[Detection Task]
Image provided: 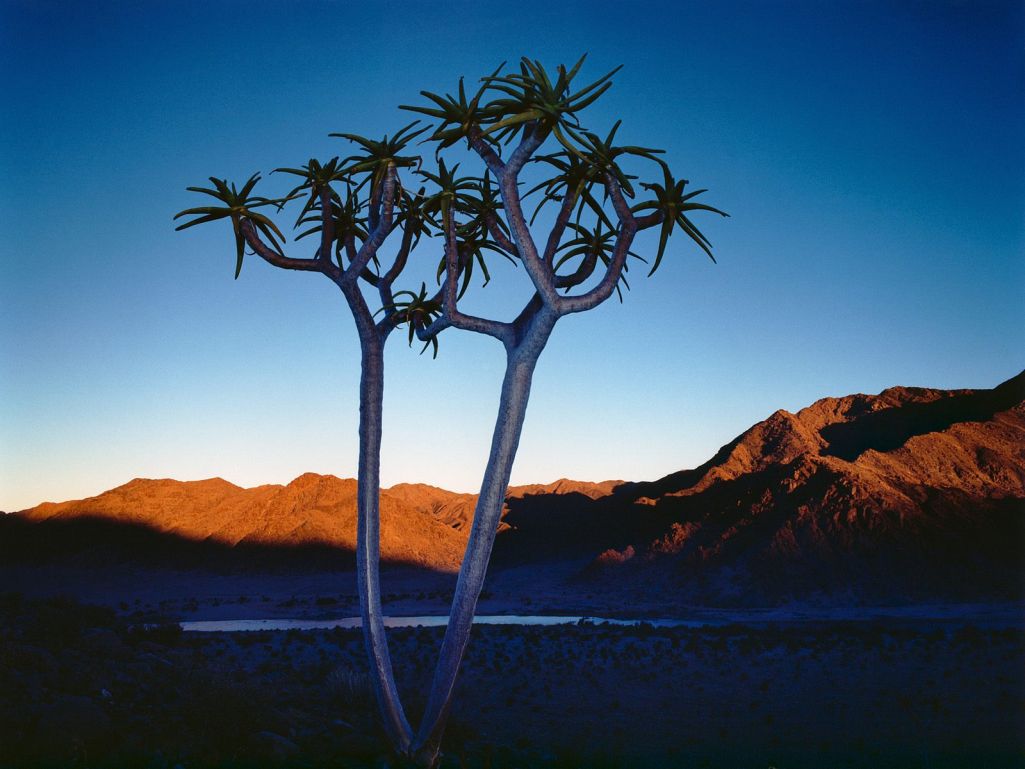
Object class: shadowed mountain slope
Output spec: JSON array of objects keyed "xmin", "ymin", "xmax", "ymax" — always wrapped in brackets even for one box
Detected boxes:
[
  {"xmin": 6, "ymin": 371, "xmax": 1023, "ymax": 602},
  {"xmin": 522, "ymin": 369, "xmax": 1025, "ymax": 602}
]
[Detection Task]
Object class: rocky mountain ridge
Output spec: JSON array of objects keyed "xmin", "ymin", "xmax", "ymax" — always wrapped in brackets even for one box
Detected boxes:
[
  {"xmin": 567, "ymin": 370, "xmax": 1025, "ymax": 601},
  {"xmin": 7, "ymin": 370, "xmax": 1024, "ymax": 600},
  {"xmin": 11, "ymin": 471, "xmax": 622, "ymax": 572}
]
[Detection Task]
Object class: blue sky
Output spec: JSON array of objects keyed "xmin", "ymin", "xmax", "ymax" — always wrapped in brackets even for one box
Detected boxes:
[{"xmin": 2, "ymin": 0, "xmax": 1023, "ymax": 511}]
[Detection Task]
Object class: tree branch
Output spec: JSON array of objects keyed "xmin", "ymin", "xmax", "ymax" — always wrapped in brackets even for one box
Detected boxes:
[
  {"xmin": 605, "ymin": 172, "xmax": 634, "ymax": 222},
  {"xmin": 344, "ymin": 232, "xmax": 358, "ymax": 267},
  {"xmin": 634, "ymin": 210, "xmax": 663, "ymax": 230},
  {"xmin": 418, "ymin": 212, "xmax": 512, "ymax": 345},
  {"xmin": 542, "ymin": 190, "xmax": 578, "ymax": 267},
  {"xmin": 239, "ymin": 219, "xmax": 330, "ymax": 275},
  {"xmin": 554, "ymin": 249, "xmax": 598, "ymax": 290},
  {"xmin": 377, "ymin": 221, "xmax": 416, "ymax": 312},
  {"xmin": 506, "ymin": 123, "xmax": 544, "ymax": 177},
  {"xmin": 344, "ymin": 165, "xmax": 399, "ymax": 286},
  {"xmin": 467, "ymin": 127, "xmax": 505, "ymax": 178},
  {"xmin": 495, "ymin": 125, "xmax": 559, "ymax": 307},
  {"xmin": 318, "ymin": 188, "xmax": 334, "ymax": 267},
  {"xmin": 553, "ymin": 173, "xmax": 662, "ymax": 315},
  {"xmin": 368, "ymin": 173, "xmax": 384, "ymax": 232},
  {"xmin": 482, "ymin": 210, "xmax": 519, "ymax": 258},
  {"xmin": 510, "ymin": 250, "xmax": 596, "ymax": 344},
  {"xmin": 553, "ymin": 221, "xmax": 633, "ymax": 314}
]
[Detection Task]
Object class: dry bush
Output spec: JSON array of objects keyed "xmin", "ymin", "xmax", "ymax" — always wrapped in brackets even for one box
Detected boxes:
[{"xmin": 326, "ymin": 665, "xmax": 374, "ymax": 712}]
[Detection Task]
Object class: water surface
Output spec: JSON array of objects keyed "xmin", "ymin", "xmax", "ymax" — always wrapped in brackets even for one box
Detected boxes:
[
  {"xmin": 180, "ymin": 615, "xmax": 708, "ymax": 632},
  {"xmin": 179, "ymin": 603, "xmax": 1024, "ymax": 632}
]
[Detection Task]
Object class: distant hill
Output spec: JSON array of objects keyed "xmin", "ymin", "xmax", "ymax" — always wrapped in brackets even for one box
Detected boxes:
[
  {"xmin": 11, "ymin": 473, "xmax": 470, "ymax": 572},
  {"xmin": 5, "ymin": 469, "xmax": 622, "ymax": 573},
  {"xmin": 530, "ymin": 369, "xmax": 1025, "ymax": 602},
  {"xmin": 5, "ymin": 370, "xmax": 1023, "ymax": 602}
]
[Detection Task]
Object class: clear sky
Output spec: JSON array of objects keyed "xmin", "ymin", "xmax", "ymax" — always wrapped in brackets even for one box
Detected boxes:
[{"xmin": 2, "ymin": 0, "xmax": 1023, "ymax": 511}]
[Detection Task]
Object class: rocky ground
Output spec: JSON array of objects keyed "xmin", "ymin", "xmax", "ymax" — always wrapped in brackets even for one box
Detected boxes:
[{"xmin": 1, "ymin": 593, "xmax": 1023, "ymax": 768}]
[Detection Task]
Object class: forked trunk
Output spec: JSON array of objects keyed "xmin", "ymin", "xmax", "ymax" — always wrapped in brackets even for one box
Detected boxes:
[
  {"xmin": 412, "ymin": 314, "xmax": 555, "ymax": 767},
  {"xmin": 355, "ymin": 334, "xmax": 414, "ymax": 753}
]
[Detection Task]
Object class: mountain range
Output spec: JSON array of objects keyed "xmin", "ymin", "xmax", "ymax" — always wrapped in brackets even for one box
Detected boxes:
[{"xmin": 4, "ymin": 370, "xmax": 1023, "ymax": 602}]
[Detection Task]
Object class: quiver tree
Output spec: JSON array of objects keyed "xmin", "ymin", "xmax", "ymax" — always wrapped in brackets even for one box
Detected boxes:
[
  {"xmin": 399, "ymin": 56, "xmax": 727, "ymax": 765},
  {"xmin": 174, "ymin": 55, "xmax": 726, "ymax": 768},
  {"xmin": 174, "ymin": 123, "xmax": 438, "ymax": 753}
]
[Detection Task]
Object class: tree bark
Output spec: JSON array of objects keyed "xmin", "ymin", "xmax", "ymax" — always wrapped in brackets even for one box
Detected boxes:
[
  {"xmin": 412, "ymin": 310, "xmax": 556, "ymax": 766},
  {"xmin": 240, "ymin": 209, "xmax": 415, "ymax": 755},
  {"xmin": 355, "ymin": 332, "xmax": 414, "ymax": 754}
]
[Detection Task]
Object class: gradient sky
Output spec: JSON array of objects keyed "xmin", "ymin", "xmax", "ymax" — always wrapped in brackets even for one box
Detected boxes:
[{"xmin": 2, "ymin": 0, "xmax": 1023, "ymax": 511}]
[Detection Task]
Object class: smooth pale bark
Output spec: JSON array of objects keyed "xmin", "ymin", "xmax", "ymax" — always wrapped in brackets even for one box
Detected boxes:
[
  {"xmin": 344, "ymin": 284, "xmax": 415, "ymax": 754},
  {"xmin": 354, "ymin": 333, "xmax": 414, "ymax": 752},
  {"xmin": 239, "ymin": 218, "xmax": 413, "ymax": 750},
  {"xmin": 412, "ymin": 309, "xmax": 557, "ymax": 766},
  {"xmin": 340, "ymin": 167, "xmax": 415, "ymax": 755},
  {"xmin": 407, "ymin": 155, "xmax": 653, "ymax": 769}
]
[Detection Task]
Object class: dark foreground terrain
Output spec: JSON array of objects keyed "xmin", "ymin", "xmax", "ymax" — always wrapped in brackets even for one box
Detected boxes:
[{"xmin": 1, "ymin": 594, "xmax": 1022, "ymax": 769}]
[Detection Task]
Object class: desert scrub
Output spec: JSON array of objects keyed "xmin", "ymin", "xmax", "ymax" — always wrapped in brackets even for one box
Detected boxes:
[
  {"xmin": 326, "ymin": 665, "xmax": 375, "ymax": 712},
  {"xmin": 127, "ymin": 622, "xmax": 184, "ymax": 647}
]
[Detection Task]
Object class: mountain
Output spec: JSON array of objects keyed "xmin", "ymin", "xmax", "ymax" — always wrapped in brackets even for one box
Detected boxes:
[
  {"xmin": 13, "ymin": 473, "xmax": 470, "ymax": 571},
  {"xmin": 5, "ymin": 370, "xmax": 1023, "ymax": 602},
  {"xmin": 540, "ymin": 369, "xmax": 1025, "ymax": 602},
  {"xmin": 5, "ymin": 472, "xmax": 626, "ymax": 573}
]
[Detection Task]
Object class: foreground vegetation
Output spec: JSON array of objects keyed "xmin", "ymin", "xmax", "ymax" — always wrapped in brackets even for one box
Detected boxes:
[{"xmin": 1, "ymin": 594, "xmax": 1022, "ymax": 768}]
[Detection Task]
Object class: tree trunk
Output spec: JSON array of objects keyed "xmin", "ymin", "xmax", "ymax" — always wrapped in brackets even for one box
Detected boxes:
[
  {"xmin": 412, "ymin": 314, "xmax": 555, "ymax": 766},
  {"xmin": 355, "ymin": 334, "xmax": 414, "ymax": 753}
]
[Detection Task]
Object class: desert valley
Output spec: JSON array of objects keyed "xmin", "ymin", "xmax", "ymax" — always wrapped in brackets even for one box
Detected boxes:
[{"xmin": 1, "ymin": 372, "xmax": 1023, "ymax": 767}]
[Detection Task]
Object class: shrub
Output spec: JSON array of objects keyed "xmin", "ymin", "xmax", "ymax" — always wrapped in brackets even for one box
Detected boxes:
[{"xmin": 326, "ymin": 665, "xmax": 374, "ymax": 712}]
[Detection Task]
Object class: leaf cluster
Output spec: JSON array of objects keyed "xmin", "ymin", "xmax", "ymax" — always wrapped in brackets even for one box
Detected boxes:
[
  {"xmin": 385, "ymin": 283, "xmax": 443, "ymax": 357},
  {"xmin": 331, "ymin": 122, "xmax": 426, "ymax": 190},
  {"xmin": 175, "ymin": 54, "xmax": 728, "ymax": 340},
  {"xmin": 633, "ymin": 164, "xmax": 729, "ymax": 274},
  {"xmin": 174, "ymin": 124, "xmax": 430, "ymax": 278},
  {"xmin": 555, "ymin": 222, "xmax": 645, "ymax": 299},
  {"xmin": 403, "ymin": 55, "xmax": 620, "ymax": 155},
  {"xmin": 173, "ymin": 174, "xmax": 286, "ymax": 279},
  {"xmin": 405, "ymin": 56, "xmax": 727, "ymax": 276}
]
